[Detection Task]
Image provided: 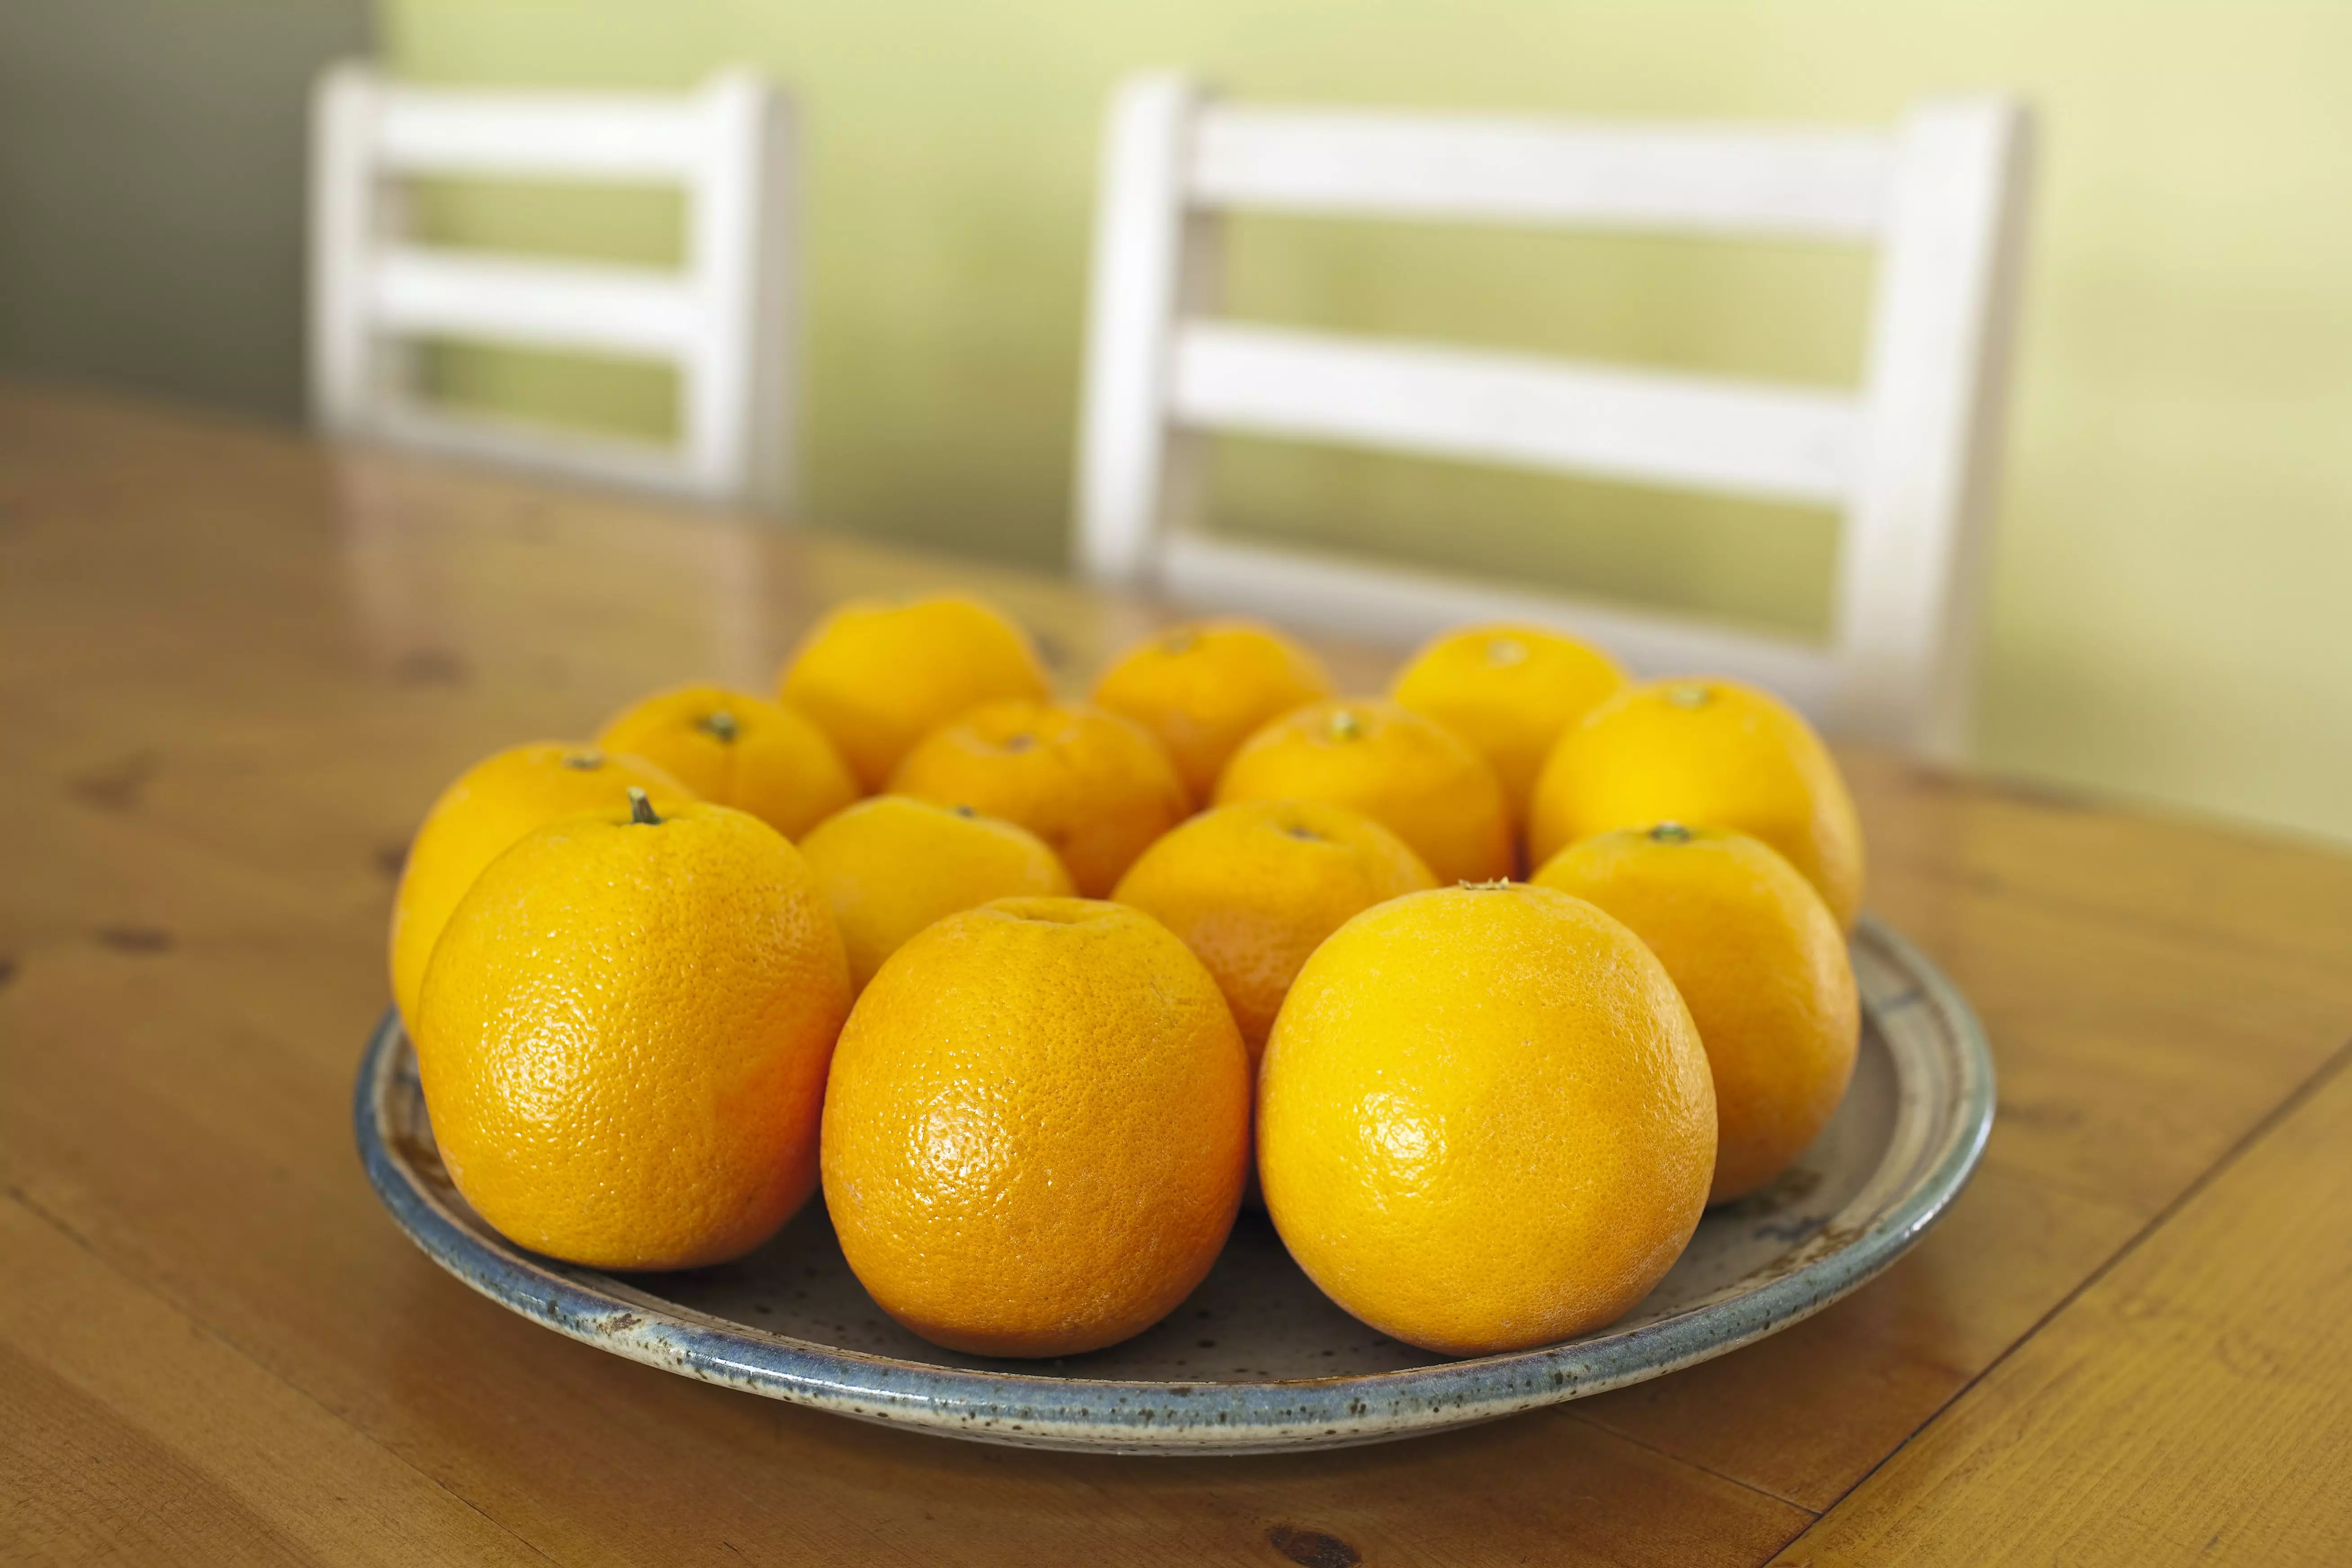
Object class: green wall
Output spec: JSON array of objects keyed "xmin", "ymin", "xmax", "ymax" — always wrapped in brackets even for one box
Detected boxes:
[
  {"xmin": 0, "ymin": 0, "xmax": 373, "ymax": 419},
  {"xmin": 383, "ymin": 0, "xmax": 2352, "ymax": 847}
]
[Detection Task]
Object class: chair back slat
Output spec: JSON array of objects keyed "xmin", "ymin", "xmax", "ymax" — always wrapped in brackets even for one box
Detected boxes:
[
  {"xmin": 1157, "ymin": 532, "xmax": 1845, "ymax": 717},
  {"xmin": 1170, "ymin": 322, "xmax": 1861, "ymax": 505},
  {"xmin": 374, "ymin": 91, "xmax": 708, "ymax": 181},
  {"xmin": 1076, "ymin": 72, "xmax": 2035, "ymax": 756},
  {"xmin": 309, "ymin": 64, "xmax": 797, "ymax": 510},
  {"xmin": 369, "ymin": 250, "xmax": 698, "ymax": 357},
  {"xmin": 1190, "ymin": 109, "xmax": 1895, "ymax": 238}
]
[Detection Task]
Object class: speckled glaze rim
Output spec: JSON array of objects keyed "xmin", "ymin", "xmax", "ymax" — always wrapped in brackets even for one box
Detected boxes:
[{"xmin": 356, "ymin": 914, "xmax": 1993, "ymax": 1454}]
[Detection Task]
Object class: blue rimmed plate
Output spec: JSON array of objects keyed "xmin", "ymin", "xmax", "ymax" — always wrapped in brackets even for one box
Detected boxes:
[{"xmin": 356, "ymin": 914, "xmax": 1991, "ymax": 1454}]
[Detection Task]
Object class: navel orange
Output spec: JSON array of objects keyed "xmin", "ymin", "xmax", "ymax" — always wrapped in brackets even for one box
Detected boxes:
[
  {"xmin": 1390, "ymin": 623, "xmax": 1626, "ymax": 826},
  {"xmin": 889, "ymin": 699, "xmax": 1188, "ymax": 896},
  {"xmin": 777, "ymin": 594, "xmax": 1052, "ymax": 791},
  {"xmin": 1112, "ymin": 799, "xmax": 1436, "ymax": 1062},
  {"xmin": 1529, "ymin": 677, "xmax": 1866, "ymax": 927},
  {"xmin": 417, "ymin": 794, "xmax": 852, "ymax": 1270},
  {"xmin": 597, "ymin": 683, "xmax": 859, "ymax": 840},
  {"xmin": 796, "ymin": 794, "xmax": 1074, "ymax": 992},
  {"xmin": 388, "ymin": 742, "xmax": 692, "ymax": 1030},
  {"xmin": 821, "ymin": 898, "xmax": 1250, "ymax": 1357},
  {"xmin": 1533, "ymin": 824, "xmax": 1859, "ymax": 1202},
  {"xmin": 1214, "ymin": 699, "xmax": 1512, "ymax": 885},
  {"xmin": 1091, "ymin": 619, "xmax": 1334, "ymax": 801},
  {"xmin": 1258, "ymin": 883, "xmax": 1716, "ymax": 1355}
]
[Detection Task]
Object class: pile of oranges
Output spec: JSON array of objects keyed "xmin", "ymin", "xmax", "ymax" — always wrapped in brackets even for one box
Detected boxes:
[{"xmin": 394, "ymin": 595, "xmax": 1863, "ymax": 1360}]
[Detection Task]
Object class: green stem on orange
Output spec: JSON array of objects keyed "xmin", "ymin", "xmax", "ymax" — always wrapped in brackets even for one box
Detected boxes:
[{"xmin": 627, "ymin": 786, "xmax": 661, "ymax": 826}]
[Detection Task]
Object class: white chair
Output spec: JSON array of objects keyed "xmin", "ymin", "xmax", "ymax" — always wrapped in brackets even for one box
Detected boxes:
[
  {"xmin": 310, "ymin": 67, "xmax": 798, "ymax": 511},
  {"xmin": 1075, "ymin": 75, "xmax": 2035, "ymax": 757}
]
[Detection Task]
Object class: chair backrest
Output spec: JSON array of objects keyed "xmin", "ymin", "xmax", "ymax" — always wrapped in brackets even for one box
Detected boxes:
[
  {"xmin": 1075, "ymin": 75, "xmax": 2035, "ymax": 757},
  {"xmin": 310, "ymin": 66, "xmax": 798, "ymax": 512}
]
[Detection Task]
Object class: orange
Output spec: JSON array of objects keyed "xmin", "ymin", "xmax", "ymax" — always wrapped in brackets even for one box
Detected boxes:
[
  {"xmin": 1091, "ymin": 619, "xmax": 1334, "ymax": 801},
  {"xmin": 1529, "ymin": 677, "xmax": 1866, "ymax": 928},
  {"xmin": 388, "ymin": 742, "xmax": 693, "ymax": 1030},
  {"xmin": 1390, "ymin": 623, "xmax": 1626, "ymax": 826},
  {"xmin": 890, "ymin": 699, "xmax": 1188, "ymax": 896},
  {"xmin": 597, "ymin": 683, "xmax": 859, "ymax": 840},
  {"xmin": 1258, "ymin": 883, "xmax": 1716, "ymax": 1355},
  {"xmin": 416, "ymin": 794, "xmax": 852, "ymax": 1270},
  {"xmin": 1112, "ymin": 799, "xmax": 1436, "ymax": 1062},
  {"xmin": 777, "ymin": 594, "xmax": 1052, "ymax": 791},
  {"xmin": 797, "ymin": 795, "xmax": 1074, "ymax": 992},
  {"xmin": 821, "ymin": 898, "xmax": 1250, "ymax": 1356},
  {"xmin": 1214, "ymin": 699, "xmax": 1512, "ymax": 885},
  {"xmin": 1533, "ymin": 824, "xmax": 1859, "ymax": 1202}
]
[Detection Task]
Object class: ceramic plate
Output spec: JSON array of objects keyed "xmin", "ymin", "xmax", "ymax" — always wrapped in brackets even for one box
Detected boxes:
[{"xmin": 357, "ymin": 914, "xmax": 1992, "ymax": 1454}]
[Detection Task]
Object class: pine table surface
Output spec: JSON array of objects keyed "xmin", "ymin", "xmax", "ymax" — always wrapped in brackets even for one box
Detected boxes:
[{"xmin": 3, "ymin": 384, "xmax": 2348, "ymax": 1568}]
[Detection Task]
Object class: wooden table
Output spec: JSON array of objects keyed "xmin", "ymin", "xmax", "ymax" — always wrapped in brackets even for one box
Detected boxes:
[{"xmin": 4, "ymin": 385, "xmax": 2349, "ymax": 1568}]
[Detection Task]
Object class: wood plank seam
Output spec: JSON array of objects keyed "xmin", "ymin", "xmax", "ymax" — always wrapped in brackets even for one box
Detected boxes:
[
  {"xmin": 1755, "ymin": 1032, "xmax": 2352, "ymax": 1564},
  {"xmin": 3, "ymin": 1185, "xmax": 567, "ymax": 1568},
  {"xmin": 1566, "ymin": 1407, "xmax": 1826, "ymax": 1518}
]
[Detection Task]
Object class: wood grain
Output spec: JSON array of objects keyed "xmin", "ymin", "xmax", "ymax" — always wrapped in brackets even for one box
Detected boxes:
[
  {"xmin": 1578, "ymin": 1160, "xmax": 2145, "ymax": 1510},
  {"xmin": 4, "ymin": 383, "xmax": 2351, "ymax": 1564},
  {"xmin": 0, "ymin": 1197, "xmax": 546, "ymax": 1567},
  {"xmin": 1769, "ymin": 1043, "xmax": 2352, "ymax": 1566}
]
